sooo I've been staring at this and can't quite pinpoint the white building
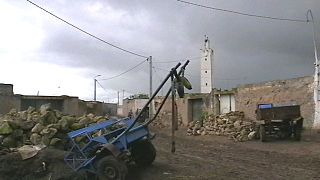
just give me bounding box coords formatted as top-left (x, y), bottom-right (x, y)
top-left (200, 37), bottom-right (214, 93)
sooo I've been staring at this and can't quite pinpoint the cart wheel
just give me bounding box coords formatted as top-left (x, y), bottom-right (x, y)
top-left (97, 156), bottom-right (127, 180)
top-left (294, 125), bottom-right (302, 141)
top-left (254, 125), bottom-right (260, 139)
top-left (86, 171), bottom-right (99, 180)
top-left (131, 140), bottom-right (156, 167)
top-left (260, 125), bottom-right (266, 142)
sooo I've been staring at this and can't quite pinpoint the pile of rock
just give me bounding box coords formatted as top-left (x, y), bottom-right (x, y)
top-left (0, 104), bottom-right (111, 149)
top-left (187, 111), bottom-right (256, 142)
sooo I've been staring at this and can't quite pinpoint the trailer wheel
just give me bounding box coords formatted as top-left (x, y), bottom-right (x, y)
top-left (97, 156), bottom-right (127, 180)
top-left (294, 125), bottom-right (302, 141)
top-left (260, 125), bottom-right (266, 142)
top-left (132, 140), bottom-right (156, 167)
top-left (254, 125), bottom-right (260, 139)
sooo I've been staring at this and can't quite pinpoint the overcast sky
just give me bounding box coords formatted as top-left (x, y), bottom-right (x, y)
top-left (0, 0), bottom-right (319, 103)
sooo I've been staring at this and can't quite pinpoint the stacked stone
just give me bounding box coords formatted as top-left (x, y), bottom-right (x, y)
top-left (187, 111), bottom-right (255, 142)
top-left (0, 104), bottom-right (112, 149)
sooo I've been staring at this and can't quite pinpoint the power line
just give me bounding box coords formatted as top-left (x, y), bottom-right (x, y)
top-left (97, 79), bottom-right (139, 99)
top-left (96, 80), bottom-right (109, 93)
top-left (152, 68), bottom-right (165, 96)
top-left (177, 0), bottom-right (308, 23)
top-left (153, 66), bottom-right (244, 81)
top-left (153, 56), bottom-right (206, 63)
top-left (100, 59), bottom-right (147, 81)
top-left (26, 0), bottom-right (148, 58)
top-left (152, 66), bottom-right (194, 78)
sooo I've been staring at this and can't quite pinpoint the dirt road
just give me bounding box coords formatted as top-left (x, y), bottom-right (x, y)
top-left (128, 128), bottom-right (320, 180)
top-left (0, 127), bottom-right (319, 180)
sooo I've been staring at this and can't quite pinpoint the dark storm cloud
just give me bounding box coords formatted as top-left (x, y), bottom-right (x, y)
top-left (25, 0), bottom-right (320, 92)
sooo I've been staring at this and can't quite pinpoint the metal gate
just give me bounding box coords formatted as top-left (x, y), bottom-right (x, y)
top-left (191, 99), bottom-right (203, 121)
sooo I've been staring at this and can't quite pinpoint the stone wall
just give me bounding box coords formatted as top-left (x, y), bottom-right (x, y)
top-left (102, 103), bottom-right (118, 116)
top-left (20, 96), bottom-right (64, 112)
top-left (0, 84), bottom-right (117, 117)
top-left (78, 100), bottom-right (88, 116)
top-left (154, 96), bottom-right (188, 126)
top-left (0, 95), bottom-right (20, 115)
top-left (122, 98), bottom-right (148, 117)
top-left (62, 96), bottom-right (79, 115)
top-left (0, 84), bottom-right (13, 96)
top-left (153, 93), bottom-right (209, 126)
top-left (236, 76), bottom-right (314, 128)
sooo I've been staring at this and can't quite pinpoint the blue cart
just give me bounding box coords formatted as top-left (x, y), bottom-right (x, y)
top-left (64, 117), bottom-right (155, 180)
top-left (64, 61), bottom-right (191, 180)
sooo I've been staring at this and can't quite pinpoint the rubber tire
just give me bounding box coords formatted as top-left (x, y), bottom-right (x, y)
top-left (131, 140), bottom-right (156, 167)
top-left (254, 125), bottom-right (260, 139)
top-left (260, 125), bottom-right (266, 142)
top-left (97, 156), bottom-right (128, 180)
top-left (294, 125), bottom-right (302, 141)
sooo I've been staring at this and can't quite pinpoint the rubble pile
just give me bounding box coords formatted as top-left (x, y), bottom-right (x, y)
top-left (187, 111), bottom-right (256, 142)
top-left (0, 104), bottom-right (111, 149)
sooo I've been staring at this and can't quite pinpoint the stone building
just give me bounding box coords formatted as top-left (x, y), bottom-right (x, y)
top-left (152, 93), bottom-right (210, 126)
top-left (151, 76), bottom-right (315, 129)
top-left (235, 76), bottom-right (314, 128)
top-left (0, 83), bottom-right (117, 116)
top-left (122, 96), bottom-right (149, 117)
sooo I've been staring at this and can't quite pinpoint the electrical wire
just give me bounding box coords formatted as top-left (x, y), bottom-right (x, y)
top-left (153, 68), bottom-right (166, 96)
top-left (26, 0), bottom-right (148, 58)
top-left (100, 59), bottom-right (147, 81)
top-left (97, 80), bottom-right (134, 101)
top-left (96, 80), bottom-right (109, 93)
top-left (153, 66), bottom-right (244, 80)
top-left (177, 0), bottom-right (308, 23)
top-left (153, 56), bottom-right (206, 63)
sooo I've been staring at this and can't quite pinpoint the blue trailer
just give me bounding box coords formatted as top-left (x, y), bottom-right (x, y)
top-left (64, 61), bottom-right (192, 180)
top-left (64, 117), bottom-right (155, 179)
top-left (255, 103), bottom-right (303, 142)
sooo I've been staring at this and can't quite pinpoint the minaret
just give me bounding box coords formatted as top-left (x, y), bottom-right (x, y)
top-left (200, 36), bottom-right (214, 93)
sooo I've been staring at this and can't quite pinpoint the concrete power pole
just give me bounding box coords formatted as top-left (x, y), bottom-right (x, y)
top-left (149, 56), bottom-right (154, 119)
top-left (93, 75), bottom-right (101, 101)
top-left (94, 79), bottom-right (97, 101)
top-left (117, 91), bottom-right (120, 106)
top-left (122, 90), bottom-right (125, 105)
top-left (307, 10), bottom-right (320, 128)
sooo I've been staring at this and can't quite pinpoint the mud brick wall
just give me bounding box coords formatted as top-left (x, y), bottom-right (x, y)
top-left (0, 95), bottom-right (21, 115)
top-left (236, 76), bottom-right (314, 128)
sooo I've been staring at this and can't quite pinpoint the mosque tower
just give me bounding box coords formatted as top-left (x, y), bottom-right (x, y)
top-left (200, 36), bottom-right (214, 93)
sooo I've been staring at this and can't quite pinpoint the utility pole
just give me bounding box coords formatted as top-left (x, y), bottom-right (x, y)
top-left (93, 75), bottom-right (101, 101)
top-left (149, 56), bottom-right (154, 119)
top-left (307, 10), bottom-right (320, 128)
top-left (94, 79), bottom-right (97, 101)
top-left (117, 91), bottom-right (120, 106)
top-left (122, 90), bottom-right (125, 105)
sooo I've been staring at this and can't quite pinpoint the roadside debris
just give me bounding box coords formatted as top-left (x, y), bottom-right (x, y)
top-left (187, 111), bottom-right (256, 142)
top-left (17, 144), bottom-right (46, 160)
top-left (0, 103), bottom-right (110, 149)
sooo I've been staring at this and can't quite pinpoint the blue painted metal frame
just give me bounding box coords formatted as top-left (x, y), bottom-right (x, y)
top-left (64, 117), bottom-right (150, 172)
top-left (64, 62), bottom-right (188, 173)
top-left (258, 104), bottom-right (273, 109)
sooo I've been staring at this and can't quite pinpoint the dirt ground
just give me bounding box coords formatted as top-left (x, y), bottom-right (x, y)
top-left (0, 127), bottom-right (319, 180)
top-left (128, 127), bottom-right (320, 180)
